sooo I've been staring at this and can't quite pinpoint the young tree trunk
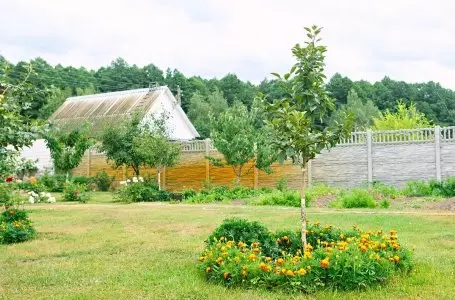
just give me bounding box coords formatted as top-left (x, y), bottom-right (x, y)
top-left (157, 168), bottom-right (161, 191)
top-left (66, 171), bottom-right (70, 183)
top-left (300, 166), bottom-right (307, 249)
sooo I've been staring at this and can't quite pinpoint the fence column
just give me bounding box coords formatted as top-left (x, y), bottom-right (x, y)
top-left (435, 126), bottom-right (442, 181)
top-left (205, 139), bottom-right (210, 182)
top-left (367, 130), bottom-right (373, 186)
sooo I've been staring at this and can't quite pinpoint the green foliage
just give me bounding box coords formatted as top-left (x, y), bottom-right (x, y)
top-left (371, 182), bottom-right (400, 199)
top-left (94, 170), bottom-right (114, 191)
top-left (63, 182), bottom-right (89, 202)
top-left (305, 184), bottom-right (340, 204)
top-left (72, 176), bottom-right (94, 187)
top-left (133, 113), bottom-right (180, 188)
top-left (210, 102), bottom-right (276, 183)
top-left (253, 190), bottom-right (303, 208)
top-left (116, 180), bottom-right (170, 203)
top-left (264, 26), bottom-right (353, 167)
top-left (331, 189), bottom-right (377, 208)
top-left (181, 188), bottom-right (197, 200)
top-left (275, 177), bottom-right (288, 192)
top-left (403, 177), bottom-right (455, 197)
top-left (0, 208), bottom-right (36, 244)
top-left (200, 220), bottom-right (413, 292)
top-left (0, 183), bottom-right (14, 208)
top-left (184, 185), bottom-right (269, 203)
top-left (206, 218), bottom-right (278, 257)
top-left (187, 89), bottom-right (228, 138)
top-left (14, 158), bottom-right (39, 179)
top-left (330, 89), bottom-right (380, 131)
top-left (38, 172), bottom-right (66, 192)
top-left (372, 101), bottom-right (431, 130)
top-left (44, 127), bottom-right (93, 178)
top-left (380, 199), bottom-right (391, 209)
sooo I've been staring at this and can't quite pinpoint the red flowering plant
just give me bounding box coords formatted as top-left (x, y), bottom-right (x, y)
top-left (63, 182), bottom-right (89, 203)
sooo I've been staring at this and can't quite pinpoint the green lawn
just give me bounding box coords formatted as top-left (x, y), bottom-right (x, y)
top-left (1, 202), bottom-right (455, 299)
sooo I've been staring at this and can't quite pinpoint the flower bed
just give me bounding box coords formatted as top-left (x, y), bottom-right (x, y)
top-left (198, 219), bottom-right (413, 293)
top-left (0, 208), bottom-right (36, 244)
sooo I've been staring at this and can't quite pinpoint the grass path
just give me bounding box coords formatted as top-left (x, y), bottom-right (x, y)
top-left (1, 203), bottom-right (454, 299)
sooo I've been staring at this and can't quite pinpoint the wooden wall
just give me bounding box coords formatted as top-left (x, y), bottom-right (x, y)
top-left (72, 147), bottom-right (304, 191)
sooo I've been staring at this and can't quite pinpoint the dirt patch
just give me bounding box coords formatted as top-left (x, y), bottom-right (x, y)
top-left (424, 198), bottom-right (455, 211)
top-left (312, 195), bottom-right (336, 208)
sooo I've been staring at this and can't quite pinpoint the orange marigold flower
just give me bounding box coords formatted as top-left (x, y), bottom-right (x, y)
top-left (285, 270), bottom-right (294, 276)
top-left (320, 258), bottom-right (330, 269)
top-left (226, 241), bottom-right (235, 247)
top-left (216, 257), bottom-right (224, 264)
top-left (198, 256), bottom-right (206, 262)
top-left (259, 262), bottom-right (271, 272)
top-left (304, 244), bottom-right (314, 252)
top-left (325, 247), bottom-right (333, 253)
top-left (339, 233), bottom-right (345, 239)
top-left (252, 248), bottom-right (260, 254)
top-left (206, 267), bottom-right (212, 273)
top-left (238, 241), bottom-right (246, 248)
top-left (252, 242), bottom-right (260, 248)
top-left (248, 254), bottom-right (257, 261)
top-left (265, 257), bottom-right (272, 262)
top-left (304, 251), bottom-right (312, 259)
top-left (224, 272), bottom-right (231, 280)
top-left (297, 268), bottom-right (307, 276)
top-left (360, 245), bottom-right (368, 253)
top-left (380, 243), bottom-right (387, 250)
top-left (390, 230), bottom-right (397, 235)
top-left (393, 255), bottom-right (400, 262)
top-left (221, 252), bottom-right (229, 257)
top-left (276, 258), bottom-right (284, 265)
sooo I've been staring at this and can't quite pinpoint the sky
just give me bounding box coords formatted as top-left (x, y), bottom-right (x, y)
top-left (2, 0), bottom-right (455, 88)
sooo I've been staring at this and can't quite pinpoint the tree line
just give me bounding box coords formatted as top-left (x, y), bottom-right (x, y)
top-left (1, 55), bottom-right (454, 136)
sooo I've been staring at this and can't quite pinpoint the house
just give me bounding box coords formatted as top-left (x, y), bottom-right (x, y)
top-left (20, 86), bottom-right (199, 173)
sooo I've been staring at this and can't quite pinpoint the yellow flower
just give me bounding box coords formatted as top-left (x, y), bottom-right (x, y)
top-left (206, 267), bottom-right (212, 273)
top-left (226, 241), bottom-right (235, 248)
top-left (224, 272), bottom-right (231, 280)
top-left (304, 251), bottom-right (312, 259)
top-left (265, 256), bottom-right (272, 262)
top-left (252, 248), bottom-right (260, 254)
top-left (233, 256), bottom-right (241, 263)
top-left (220, 237), bottom-right (225, 241)
top-left (304, 244), bottom-right (314, 252)
top-left (259, 262), bottom-right (271, 272)
top-left (360, 245), bottom-right (368, 253)
top-left (320, 258), bottom-right (330, 269)
top-left (238, 241), bottom-right (246, 248)
top-left (221, 246), bottom-right (227, 251)
top-left (297, 268), bottom-right (307, 276)
top-left (276, 258), bottom-right (284, 265)
top-left (390, 230), bottom-right (397, 235)
top-left (241, 269), bottom-right (248, 277)
top-left (248, 254), bottom-right (257, 261)
top-left (380, 243), bottom-right (387, 250)
top-left (221, 252), bottom-right (229, 257)
top-left (393, 255), bottom-right (400, 263)
top-left (285, 270), bottom-right (295, 276)
top-left (198, 256), bottom-right (206, 262)
top-left (340, 233), bottom-right (345, 239)
top-left (252, 242), bottom-right (260, 248)
top-left (216, 257), bottom-right (224, 264)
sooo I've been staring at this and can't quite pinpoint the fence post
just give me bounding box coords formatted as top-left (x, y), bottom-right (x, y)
top-left (205, 138), bottom-right (210, 182)
top-left (86, 148), bottom-right (91, 177)
top-left (367, 130), bottom-right (373, 186)
top-left (435, 126), bottom-right (442, 181)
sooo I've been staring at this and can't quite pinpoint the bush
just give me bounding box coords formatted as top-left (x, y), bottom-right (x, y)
top-left (440, 177), bottom-right (455, 197)
top-left (94, 170), bottom-right (114, 191)
top-left (331, 189), bottom-right (377, 208)
top-left (380, 199), bottom-right (391, 209)
top-left (199, 219), bottom-right (413, 293)
top-left (253, 190), bottom-right (303, 207)
top-left (372, 182), bottom-right (400, 199)
top-left (0, 208), bottom-right (36, 244)
top-left (185, 185), bottom-right (268, 203)
top-left (116, 180), bottom-right (170, 202)
top-left (38, 172), bottom-right (66, 192)
top-left (181, 188), bottom-right (197, 200)
top-left (72, 176), bottom-right (93, 187)
top-left (63, 182), bottom-right (89, 202)
top-left (206, 218), bottom-right (278, 257)
top-left (275, 177), bottom-right (288, 192)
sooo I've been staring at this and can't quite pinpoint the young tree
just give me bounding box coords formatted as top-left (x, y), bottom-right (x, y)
top-left (371, 101), bottom-right (431, 130)
top-left (210, 101), bottom-right (276, 184)
top-left (99, 113), bottom-right (144, 176)
top-left (133, 125), bottom-right (180, 190)
top-left (264, 26), bottom-right (352, 248)
top-left (44, 126), bottom-right (93, 180)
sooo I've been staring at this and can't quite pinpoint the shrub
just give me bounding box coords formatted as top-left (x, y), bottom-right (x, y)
top-left (206, 218), bottom-right (278, 257)
top-left (38, 172), bottom-right (66, 192)
top-left (380, 199), bottom-right (390, 209)
top-left (0, 208), bottom-right (36, 244)
top-left (199, 219), bottom-right (413, 293)
top-left (28, 191), bottom-right (56, 204)
top-left (440, 177), bottom-right (455, 197)
top-left (275, 177), bottom-right (288, 192)
top-left (116, 180), bottom-right (170, 202)
top-left (254, 190), bottom-right (303, 207)
top-left (94, 170), bottom-right (114, 191)
top-left (0, 183), bottom-right (14, 208)
top-left (185, 185), bottom-right (268, 203)
top-left (372, 182), bottom-right (399, 199)
top-left (181, 188), bottom-right (197, 200)
top-left (403, 181), bottom-right (432, 197)
top-left (72, 176), bottom-right (93, 187)
top-left (63, 182), bottom-right (89, 202)
top-left (331, 189), bottom-right (376, 208)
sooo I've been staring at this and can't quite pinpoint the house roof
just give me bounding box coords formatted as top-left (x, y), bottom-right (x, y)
top-left (48, 87), bottom-right (165, 134)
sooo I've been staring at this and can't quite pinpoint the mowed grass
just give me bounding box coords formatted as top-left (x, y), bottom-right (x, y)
top-left (1, 203), bottom-right (455, 300)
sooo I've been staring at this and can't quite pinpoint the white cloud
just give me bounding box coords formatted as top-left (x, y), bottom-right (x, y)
top-left (2, 0), bottom-right (455, 88)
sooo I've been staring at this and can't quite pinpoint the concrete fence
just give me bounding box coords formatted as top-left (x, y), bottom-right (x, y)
top-left (70, 126), bottom-right (455, 190)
